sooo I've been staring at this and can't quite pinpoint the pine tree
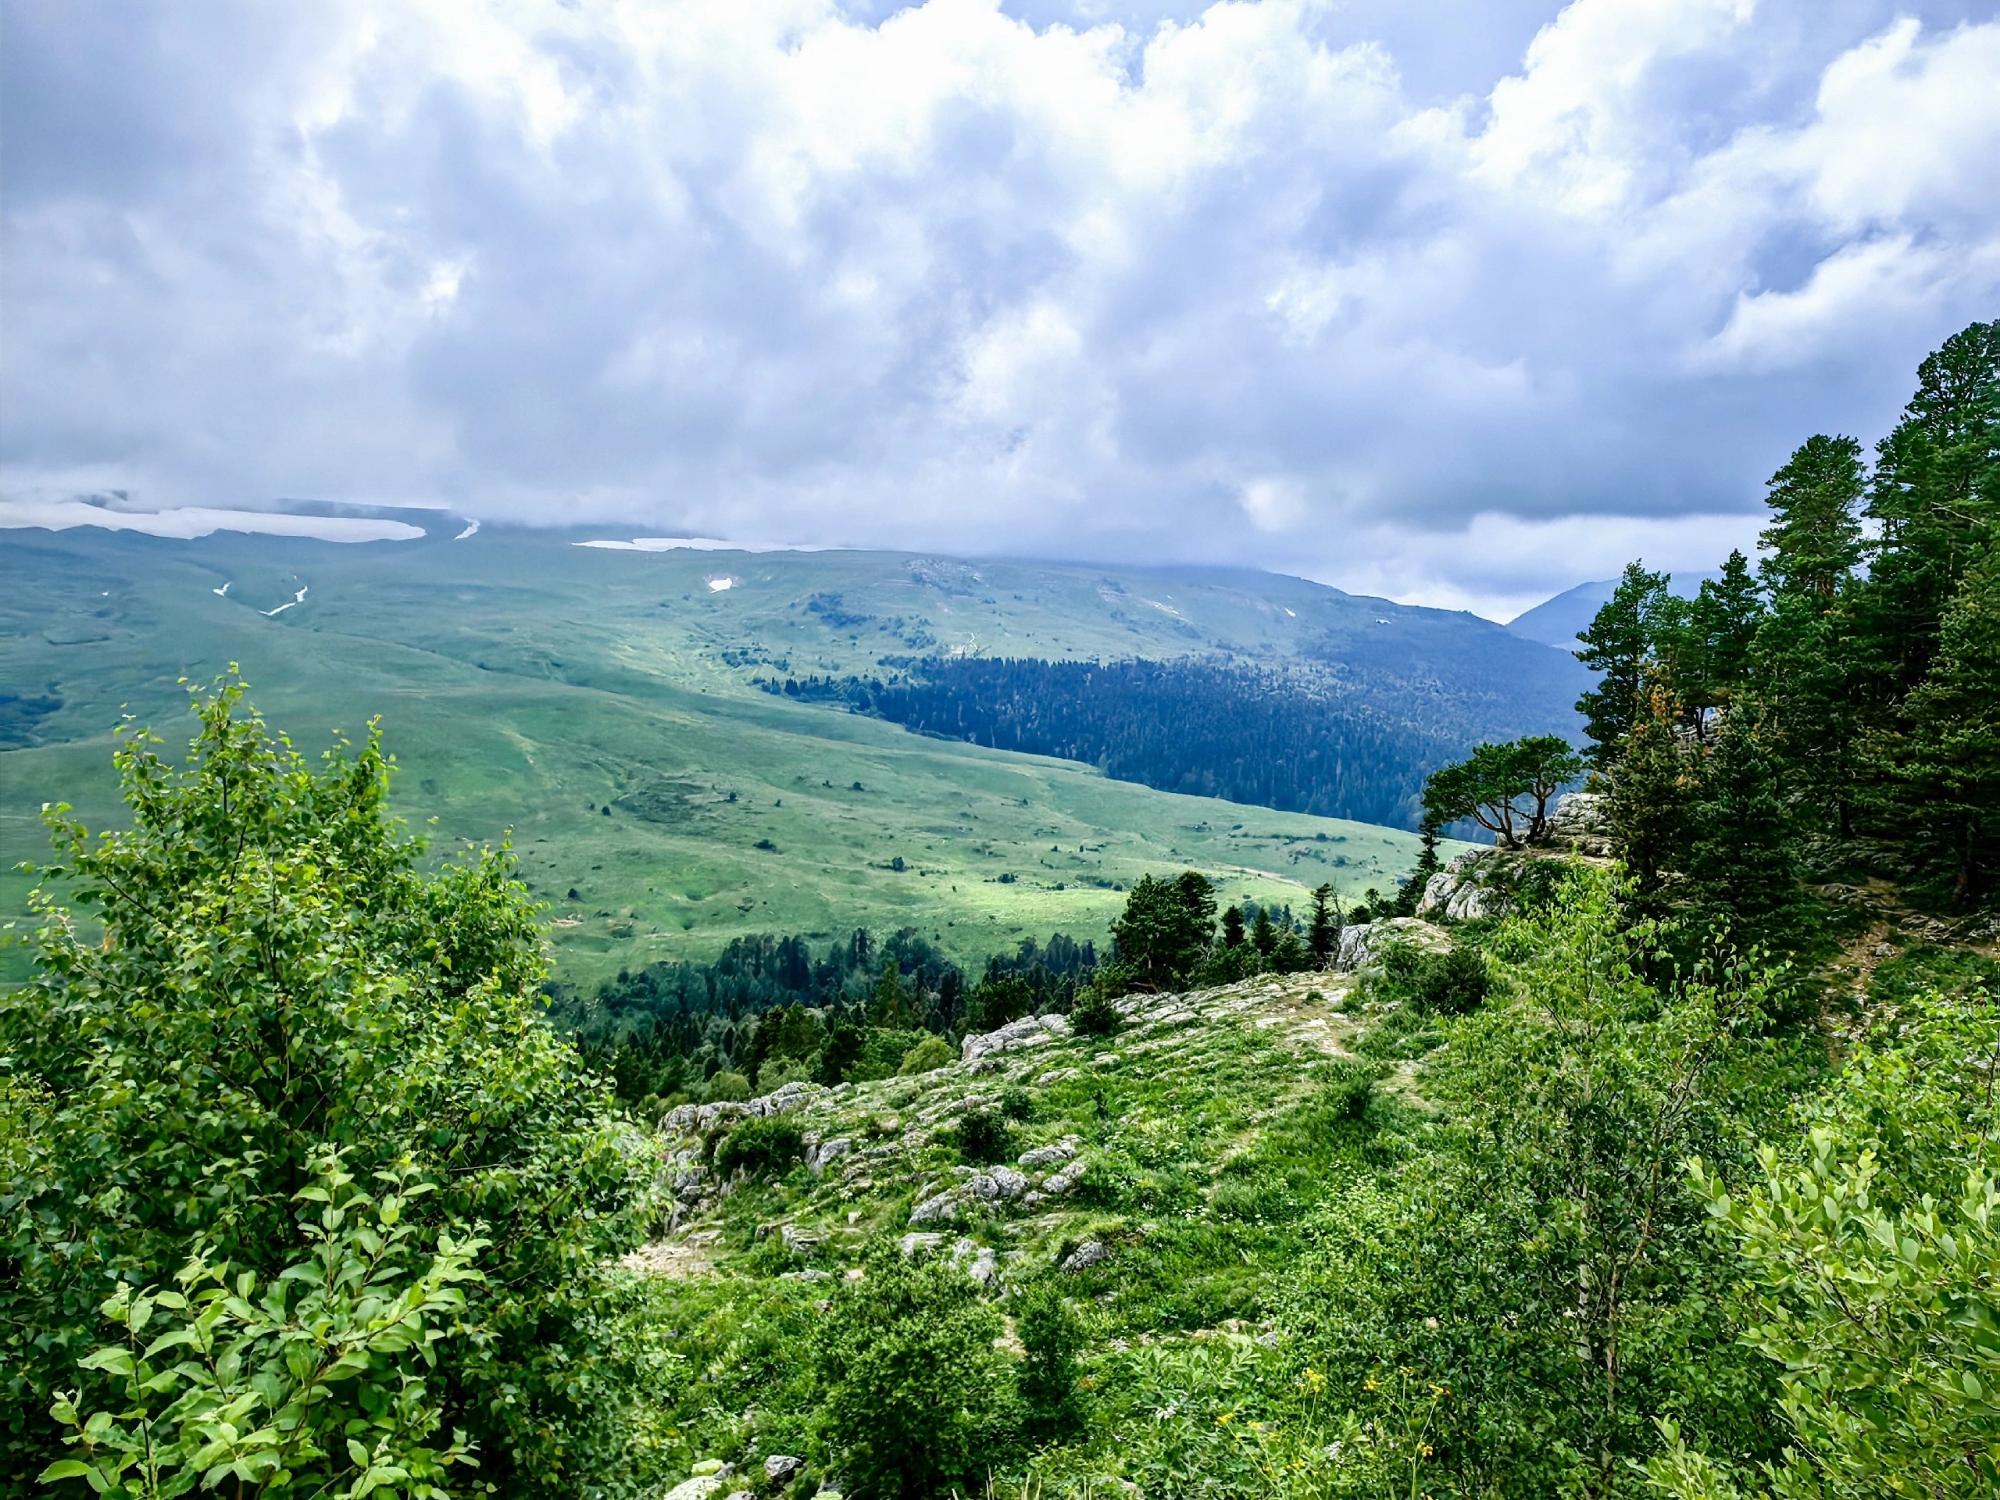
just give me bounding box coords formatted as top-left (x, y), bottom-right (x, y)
top-left (1307, 884), bottom-right (1342, 964)
top-left (1684, 718), bottom-right (1801, 956)
top-left (870, 956), bottom-right (911, 1028)
top-left (1757, 434), bottom-right (1865, 602)
top-left (1222, 905), bottom-right (1247, 949)
top-left (1897, 548), bottom-right (2000, 905)
top-left (1576, 562), bottom-right (1672, 766)
top-left (1392, 822), bottom-right (1442, 916)
top-left (1683, 550), bottom-right (1762, 732)
top-left (1858, 321), bottom-right (2000, 697)
top-left (1250, 905), bottom-right (1278, 957)
top-left (1606, 681), bottom-right (1698, 900)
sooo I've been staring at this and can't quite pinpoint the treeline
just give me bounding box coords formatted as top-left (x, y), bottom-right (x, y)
top-left (1581, 318), bottom-right (1999, 921)
top-left (764, 656), bottom-right (1465, 828)
top-left (556, 876), bottom-right (1367, 1114)
top-left (552, 928), bottom-right (1100, 1110)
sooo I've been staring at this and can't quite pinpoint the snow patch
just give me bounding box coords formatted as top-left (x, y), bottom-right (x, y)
top-left (707, 576), bottom-right (735, 592)
top-left (453, 519), bottom-right (481, 540)
top-left (212, 581), bottom-right (231, 598)
top-left (264, 584), bottom-right (309, 617)
top-left (575, 535), bottom-right (835, 554)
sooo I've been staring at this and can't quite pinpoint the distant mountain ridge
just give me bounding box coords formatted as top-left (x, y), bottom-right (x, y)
top-left (1507, 570), bottom-right (1716, 650)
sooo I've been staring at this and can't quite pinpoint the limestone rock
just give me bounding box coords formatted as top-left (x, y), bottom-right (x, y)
top-left (662, 1081), bottom-right (827, 1137)
top-left (962, 1012), bottom-right (1072, 1064)
top-left (1333, 917), bottom-right (1451, 973)
top-left (1060, 1238), bottom-right (1109, 1273)
top-left (966, 1166), bottom-right (1029, 1203)
top-left (952, 1237), bottom-right (1000, 1287)
top-left (1544, 790), bottom-right (1612, 855)
top-left (909, 1189), bottom-right (962, 1226)
top-left (1018, 1137), bottom-right (1080, 1170)
top-left (806, 1136), bottom-right (853, 1176)
top-left (1038, 1159), bottom-right (1086, 1199)
top-left (765, 1455), bottom-right (804, 1484)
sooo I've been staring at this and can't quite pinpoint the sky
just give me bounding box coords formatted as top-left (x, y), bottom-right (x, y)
top-left (2, 0), bottom-right (1996, 619)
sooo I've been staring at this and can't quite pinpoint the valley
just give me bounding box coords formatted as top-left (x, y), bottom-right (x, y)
top-left (0, 524), bottom-right (1562, 985)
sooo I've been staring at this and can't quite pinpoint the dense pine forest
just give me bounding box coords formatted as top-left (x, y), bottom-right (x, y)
top-left (3, 322), bottom-right (1996, 1499)
top-left (767, 658), bottom-right (1464, 829)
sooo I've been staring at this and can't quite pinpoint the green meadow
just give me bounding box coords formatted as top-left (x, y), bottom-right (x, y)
top-left (1, 526), bottom-right (1465, 987)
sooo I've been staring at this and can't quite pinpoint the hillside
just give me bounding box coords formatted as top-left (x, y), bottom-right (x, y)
top-left (0, 523), bottom-right (1549, 983)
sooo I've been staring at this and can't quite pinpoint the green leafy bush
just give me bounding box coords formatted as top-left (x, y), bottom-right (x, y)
top-left (956, 1107), bottom-right (1012, 1164)
top-left (1411, 946), bottom-right (1490, 1016)
top-left (41, 1152), bottom-right (484, 1498)
top-left (0, 677), bottom-right (653, 1494)
top-left (854, 1026), bottom-right (932, 1082)
top-left (897, 1034), bottom-right (956, 1075)
top-left (1016, 1279), bottom-right (1087, 1441)
top-left (1068, 987), bottom-right (1123, 1038)
top-left (809, 1245), bottom-right (1016, 1499)
top-left (704, 1070), bottom-right (752, 1102)
top-left (715, 1117), bottom-right (807, 1180)
top-left (1650, 990), bottom-right (2000, 1500)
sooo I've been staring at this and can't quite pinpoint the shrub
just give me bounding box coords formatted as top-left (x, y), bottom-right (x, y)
top-left (41, 1153), bottom-right (485, 1498)
top-left (957, 1107), bottom-right (1011, 1164)
top-left (0, 677), bottom-right (651, 1493)
top-left (854, 1026), bottom-right (932, 1082)
top-left (1069, 987), bottom-right (1124, 1038)
top-left (1321, 1059), bottom-right (1377, 1122)
top-left (704, 1069), bottom-right (752, 1103)
top-left (810, 1245), bottom-right (1016, 1499)
top-left (999, 1084), bottom-right (1036, 1121)
top-left (715, 1117), bottom-right (806, 1180)
top-left (898, 1034), bottom-right (956, 1075)
top-left (1413, 947), bottom-right (1491, 1016)
top-left (756, 1055), bottom-right (812, 1093)
top-left (1016, 1279), bottom-right (1087, 1441)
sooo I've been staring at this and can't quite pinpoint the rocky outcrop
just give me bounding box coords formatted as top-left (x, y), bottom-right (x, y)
top-left (1544, 790), bottom-right (1612, 856)
top-left (1417, 850), bottom-right (1510, 923)
top-left (662, 1079), bottom-right (827, 1136)
top-left (1060, 1238), bottom-right (1109, 1273)
top-left (961, 1012), bottom-right (1072, 1064)
top-left (1333, 916), bottom-right (1451, 972)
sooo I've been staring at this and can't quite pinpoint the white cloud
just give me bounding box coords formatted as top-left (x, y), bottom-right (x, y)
top-left (1, 0), bottom-right (1996, 611)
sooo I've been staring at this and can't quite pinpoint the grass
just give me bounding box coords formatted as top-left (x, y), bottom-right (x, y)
top-left (1, 526), bottom-right (1469, 987)
top-left (634, 966), bottom-right (1435, 1480)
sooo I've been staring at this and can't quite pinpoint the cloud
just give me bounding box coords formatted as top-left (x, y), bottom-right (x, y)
top-left (2, 0), bottom-right (1996, 614)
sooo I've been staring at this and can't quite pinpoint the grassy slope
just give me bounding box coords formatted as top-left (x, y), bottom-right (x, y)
top-left (1, 527), bottom-right (1477, 986)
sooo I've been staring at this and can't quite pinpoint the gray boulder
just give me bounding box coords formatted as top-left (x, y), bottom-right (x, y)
top-left (1060, 1238), bottom-right (1109, 1273)
top-left (1333, 917), bottom-right (1451, 973)
top-left (962, 1012), bottom-right (1072, 1064)
top-left (1545, 790), bottom-right (1612, 855)
top-left (1017, 1137), bottom-right (1080, 1170)
top-left (765, 1456), bottom-right (804, 1484)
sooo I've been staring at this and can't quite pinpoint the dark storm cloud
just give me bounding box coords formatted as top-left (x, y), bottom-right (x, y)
top-left (2, 0), bottom-right (1996, 615)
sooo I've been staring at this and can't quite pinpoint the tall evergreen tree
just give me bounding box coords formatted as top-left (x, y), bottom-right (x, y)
top-left (1605, 681), bottom-right (1698, 901)
top-left (1683, 550), bottom-right (1762, 730)
top-left (1757, 434), bottom-right (1866, 601)
top-left (1221, 904), bottom-right (1247, 949)
top-left (1250, 904), bottom-right (1278, 957)
top-left (1896, 547), bottom-right (2000, 905)
top-left (1576, 562), bottom-right (1672, 766)
top-left (1307, 884), bottom-right (1342, 964)
top-left (870, 956), bottom-right (911, 1028)
top-left (1858, 320), bottom-right (2000, 697)
top-left (1684, 718), bottom-right (1801, 957)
